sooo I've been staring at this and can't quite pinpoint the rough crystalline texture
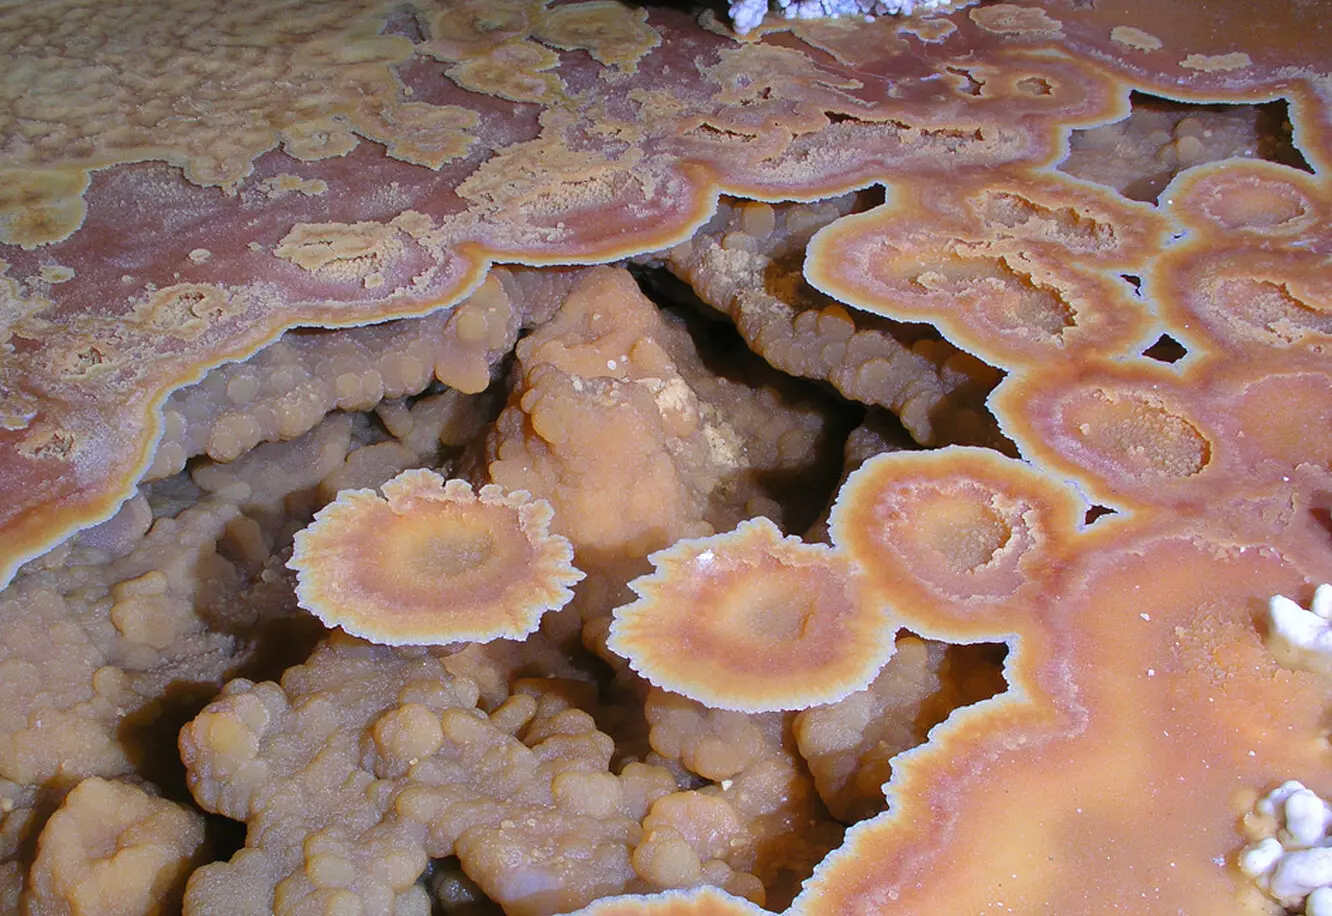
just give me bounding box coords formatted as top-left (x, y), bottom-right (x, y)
top-left (804, 168), bottom-right (1167, 371)
top-left (812, 449), bottom-right (1331, 914)
top-left (1239, 781), bottom-right (1332, 913)
top-left (0, 404), bottom-right (487, 912)
top-left (792, 635), bottom-right (1006, 823)
top-left (289, 469), bottom-right (583, 644)
top-left (638, 688), bottom-right (844, 908)
top-left (662, 194), bottom-right (1006, 448)
top-left (0, 0), bottom-right (1132, 586)
top-left (729, 1), bottom-right (968, 37)
top-left (1267, 585), bottom-right (1332, 682)
top-left (1, 1), bottom-right (1331, 915)
top-left (142, 265), bottom-right (547, 479)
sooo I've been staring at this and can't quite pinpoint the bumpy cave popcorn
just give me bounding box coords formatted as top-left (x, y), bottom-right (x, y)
top-left (0, 1), bottom-right (1330, 915)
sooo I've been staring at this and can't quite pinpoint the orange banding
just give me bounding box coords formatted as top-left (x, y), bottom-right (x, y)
top-left (829, 446), bottom-right (1085, 640)
top-left (566, 886), bottom-right (767, 916)
top-left (607, 517), bottom-right (895, 712)
top-left (1151, 244), bottom-right (1332, 358)
top-left (289, 468), bottom-right (583, 645)
top-left (1163, 160), bottom-right (1323, 239)
top-left (992, 360), bottom-right (1217, 513)
top-left (804, 171), bottom-right (1162, 368)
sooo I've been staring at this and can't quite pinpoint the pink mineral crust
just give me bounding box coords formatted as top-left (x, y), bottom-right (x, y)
top-left (0, 2), bottom-right (1330, 915)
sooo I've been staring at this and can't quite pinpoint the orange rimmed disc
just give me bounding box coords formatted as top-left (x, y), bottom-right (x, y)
top-left (1161, 159), bottom-right (1325, 241)
top-left (565, 887), bottom-right (767, 916)
top-left (828, 446), bottom-right (1085, 639)
top-left (991, 360), bottom-right (1218, 513)
top-left (289, 468), bottom-right (583, 645)
top-left (606, 516), bottom-right (896, 713)
top-left (1150, 242), bottom-right (1332, 358)
top-left (803, 184), bottom-right (1159, 369)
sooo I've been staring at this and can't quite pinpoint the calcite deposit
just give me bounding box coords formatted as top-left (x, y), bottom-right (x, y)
top-left (289, 469), bottom-right (584, 645)
top-left (0, 1), bottom-right (1329, 915)
top-left (607, 517), bottom-right (895, 713)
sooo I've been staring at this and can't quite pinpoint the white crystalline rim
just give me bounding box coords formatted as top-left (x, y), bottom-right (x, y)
top-left (1267, 584), bottom-right (1332, 677)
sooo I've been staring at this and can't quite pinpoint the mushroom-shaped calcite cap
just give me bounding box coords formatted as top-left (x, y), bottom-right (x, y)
top-left (289, 469), bottom-right (583, 645)
top-left (567, 887), bottom-right (766, 916)
top-left (607, 516), bottom-right (895, 713)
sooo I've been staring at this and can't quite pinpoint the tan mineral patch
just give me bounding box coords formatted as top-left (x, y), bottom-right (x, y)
top-left (970, 3), bottom-right (1063, 36)
top-left (0, 169), bottom-right (89, 249)
top-left (130, 283), bottom-right (245, 340)
top-left (36, 265), bottom-right (74, 284)
top-left (1109, 25), bottom-right (1163, 52)
top-left (1180, 51), bottom-right (1252, 72)
top-left (273, 221), bottom-right (405, 275)
top-left (534, 2), bottom-right (662, 72)
top-left (447, 40), bottom-right (567, 104)
top-left (257, 174), bottom-right (330, 198)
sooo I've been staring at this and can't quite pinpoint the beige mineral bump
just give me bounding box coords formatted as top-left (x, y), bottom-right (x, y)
top-left (25, 777), bottom-right (206, 916)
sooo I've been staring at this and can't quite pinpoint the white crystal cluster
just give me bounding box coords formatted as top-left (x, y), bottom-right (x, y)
top-left (1240, 781), bottom-right (1332, 914)
top-left (1268, 584), bottom-right (1332, 680)
top-left (729, 0), bottom-right (958, 35)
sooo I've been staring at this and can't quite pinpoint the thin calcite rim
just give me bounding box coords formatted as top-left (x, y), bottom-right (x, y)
top-left (608, 516), bottom-right (896, 712)
top-left (289, 469), bottom-right (583, 645)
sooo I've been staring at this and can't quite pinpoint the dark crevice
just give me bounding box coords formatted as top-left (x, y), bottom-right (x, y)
top-left (1255, 98), bottom-right (1313, 173)
top-left (1061, 93), bottom-right (1312, 204)
top-left (1017, 76), bottom-right (1054, 96)
top-left (824, 109), bottom-right (865, 125)
top-left (143, 471), bottom-right (207, 519)
top-left (828, 638), bottom-right (1009, 829)
top-left (1308, 491), bottom-right (1332, 541)
top-left (1142, 334), bottom-right (1188, 364)
top-left (426, 857), bottom-right (504, 916)
top-left (1084, 504), bottom-right (1117, 525)
top-left (945, 66), bottom-right (985, 97)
